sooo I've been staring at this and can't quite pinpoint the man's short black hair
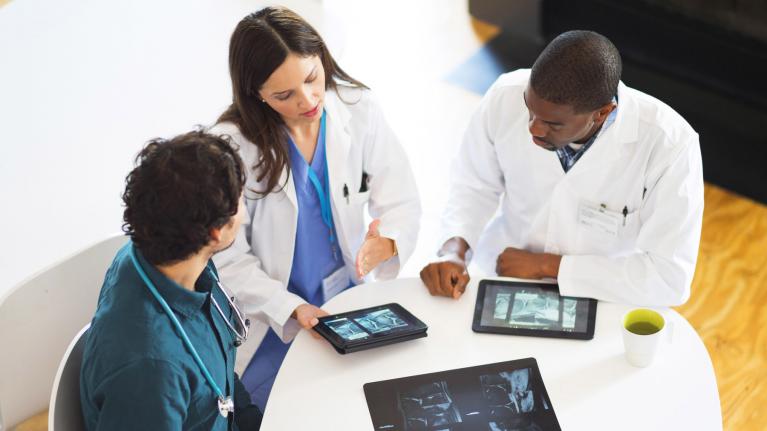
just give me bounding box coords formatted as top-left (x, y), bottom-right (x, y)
top-left (122, 130), bottom-right (246, 266)
top-left (530, 30), bottom-right (622, 113)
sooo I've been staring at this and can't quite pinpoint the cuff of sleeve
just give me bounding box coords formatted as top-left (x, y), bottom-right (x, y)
top-left (372, 228), bottom-right (405, 280)
top-left (371, 254), bottom-right (401, 280)
top-left (435, 230), bottom-right (479, 263)
top-left (261, 290), bottom-right (306, 342)
top-left (556, 255), bottom-right (580, 297)
top-left (556, 254), bottom-right (610, 301)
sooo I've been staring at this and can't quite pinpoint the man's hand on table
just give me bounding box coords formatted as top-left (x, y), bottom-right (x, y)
top-left (420, 237), bottom-right (472, 299)
top-left (495, 247), bottom-right (562, 279)
top-left (420, 259), bottom-right (470, 299)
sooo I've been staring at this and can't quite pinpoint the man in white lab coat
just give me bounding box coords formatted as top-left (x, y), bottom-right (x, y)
top-left (420, 30), bottom-right (704, 307)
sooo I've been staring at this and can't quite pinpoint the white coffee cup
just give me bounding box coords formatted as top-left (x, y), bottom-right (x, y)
top-left (621, 308), bottom-right (667, 367)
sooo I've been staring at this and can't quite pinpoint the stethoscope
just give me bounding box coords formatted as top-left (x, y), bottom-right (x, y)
top-left (128, 246), bottom-right (250, 418)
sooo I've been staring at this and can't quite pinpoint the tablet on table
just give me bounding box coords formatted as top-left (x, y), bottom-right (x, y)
top-left (473, 279), bottom-right (597, 340)
top-left (313, 303), bottom-right (428, 354)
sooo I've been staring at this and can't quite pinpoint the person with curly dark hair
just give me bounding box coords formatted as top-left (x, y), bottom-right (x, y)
top-left (80, 130), bottom-right (263, 430)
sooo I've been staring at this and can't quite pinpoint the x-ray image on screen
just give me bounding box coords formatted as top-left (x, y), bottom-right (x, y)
top-left (364, 358), bottom-right (560, 431)
top-left (509, 290), bottom-right (560, 328)
top-left (479, 283), bottom-right (591, 334)
top-left (561, 299), bottom-right (577, 329)
top-left (480, 369), bottom-right (549, 430)
top-left (354, 308), bottom-right (409, 334)
top-left (494, 293), bottom-right (511, 320)
top-left (398, 381), bottom-right (463, 430)
top-left (325, 318), bottom-right (369, 341)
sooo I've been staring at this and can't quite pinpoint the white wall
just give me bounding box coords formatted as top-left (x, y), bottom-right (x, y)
top-left (0, 0), bottom-right (487, 297)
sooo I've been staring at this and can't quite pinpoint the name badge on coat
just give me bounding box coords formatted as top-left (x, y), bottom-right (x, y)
top-left (578, 202), bottom-right (621, 236)
top-left (322, 266), bottom-right (351, 302)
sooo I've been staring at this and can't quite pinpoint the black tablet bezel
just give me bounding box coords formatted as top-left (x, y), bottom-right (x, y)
top-left (314, 303), bottom-right (428, 351)
top-left (363, 357), bottom-right (561, 431)
top-left (472, 279), bottom-right (597, 340)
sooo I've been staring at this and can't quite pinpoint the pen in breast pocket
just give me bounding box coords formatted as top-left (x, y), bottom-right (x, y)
top-left (343, 184), bottom-right (349, 204)
top-left (622, 206), bottom-right (628, 226)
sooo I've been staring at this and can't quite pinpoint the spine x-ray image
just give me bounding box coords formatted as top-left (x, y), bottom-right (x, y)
top-left (364, 359), bottom-right (560, 431)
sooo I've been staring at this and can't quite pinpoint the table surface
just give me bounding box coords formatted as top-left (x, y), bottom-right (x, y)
top-left (262, 277), bottom-right (722, 430)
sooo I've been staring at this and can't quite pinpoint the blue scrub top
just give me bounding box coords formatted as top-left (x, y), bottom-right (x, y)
top-left (241, 111), bottom-right (349, 410)
top-left (80, 242), bottom-right (262, 431)
top-left (286, 110), bottom-right (346, 306)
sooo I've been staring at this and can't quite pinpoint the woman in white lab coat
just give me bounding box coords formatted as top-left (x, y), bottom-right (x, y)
top-left (209, 7), bottom-right (421, 408)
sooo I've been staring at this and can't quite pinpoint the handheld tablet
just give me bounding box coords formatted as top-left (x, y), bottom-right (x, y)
top-left (314, 303), bottom-right (428, 354)
top-left (473, 279), bottom-right (597, 340)
top-left (363, 357), bottom-right (561, 430)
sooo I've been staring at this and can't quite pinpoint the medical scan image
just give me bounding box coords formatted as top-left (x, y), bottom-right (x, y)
top-left (354, 308), bottom-right (409, 334)
top-left (325, 317), bottom-right (369, 341)
top-left (508, 290), bottom-right (562, 328)
top-left (398, 381), bottom-right (463, 430)
top-left (480, 369), bottom-right (547, 430)
top-left (364, 360), bottom-right (560, 431)
top-left (480, 284), bottom-right (588, 333)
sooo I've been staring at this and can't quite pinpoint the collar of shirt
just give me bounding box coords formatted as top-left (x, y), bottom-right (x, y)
top-left (132, 245), bottom-right (216, 319)
top-left (556, 95), bottom-right (619, 172)
top-left (286, 116), bottom-right (328, 189)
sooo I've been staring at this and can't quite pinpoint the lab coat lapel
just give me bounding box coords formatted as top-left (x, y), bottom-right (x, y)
top-left (564, 82), bottom-right (639, 178)
top-left (323, 90), bottom-right (354, 262)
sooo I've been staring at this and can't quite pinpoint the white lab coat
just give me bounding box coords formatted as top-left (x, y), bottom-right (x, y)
top-left (440, 69), bottom-right (704, 307)
top-left (210, 86), bottom-right (421, 371)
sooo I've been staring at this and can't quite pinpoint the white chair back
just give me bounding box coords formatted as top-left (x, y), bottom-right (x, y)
top-left (0, 234), bottom-right (127, 429)
top-left (48, 324), bottom-right (90, 431)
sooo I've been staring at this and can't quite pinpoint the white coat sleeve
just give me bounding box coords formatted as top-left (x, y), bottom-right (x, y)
top-left (558, 135), bottom-right (704, 307)
top-left (364, 96), bottom-right (422, 280)
top-left (438, 86), bottom-right (506, 252)
top-left (213, 210), bottom-right (304, 345)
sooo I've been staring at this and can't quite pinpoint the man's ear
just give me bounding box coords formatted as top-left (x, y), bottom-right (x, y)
top-left (595, 101), bottom-right (617, 122)
top-left (209, 226), bottom-right (224, 245)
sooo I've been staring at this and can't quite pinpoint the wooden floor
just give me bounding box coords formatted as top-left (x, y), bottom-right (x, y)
top-left (675, 184), bottom-right (767, 430)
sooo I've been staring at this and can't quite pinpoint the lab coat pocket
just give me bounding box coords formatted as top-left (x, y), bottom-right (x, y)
top-left (575, 203), bottom-right (640, 255)
top-left (618, 209), bottom-right (641, 249)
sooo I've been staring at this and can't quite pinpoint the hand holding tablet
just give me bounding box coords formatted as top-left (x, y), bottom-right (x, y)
top-left (313, 303), bottom-right (428, 354)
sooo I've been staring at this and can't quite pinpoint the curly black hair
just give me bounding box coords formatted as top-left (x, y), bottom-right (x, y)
top-left (530, 30), bottom-right (622, 113)
top-left (122, 130), bottom-right (246, 266)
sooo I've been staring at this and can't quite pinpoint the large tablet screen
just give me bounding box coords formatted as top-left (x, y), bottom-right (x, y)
top-left (474, 280), bottom-right (597, 340)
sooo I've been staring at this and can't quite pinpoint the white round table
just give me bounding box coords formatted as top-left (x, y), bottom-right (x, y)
top-left (262, 278), bottom-right (721, 430)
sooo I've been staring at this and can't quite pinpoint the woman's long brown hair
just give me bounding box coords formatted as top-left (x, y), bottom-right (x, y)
top-left (218, 6), bottom-right (367, 197)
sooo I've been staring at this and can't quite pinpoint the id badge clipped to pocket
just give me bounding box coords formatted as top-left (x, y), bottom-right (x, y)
top-left (578, 202), bottom-right (621, 236)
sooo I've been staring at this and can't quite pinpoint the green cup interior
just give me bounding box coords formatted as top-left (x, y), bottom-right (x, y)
top-left (623, 308), bottom-right (665, 334)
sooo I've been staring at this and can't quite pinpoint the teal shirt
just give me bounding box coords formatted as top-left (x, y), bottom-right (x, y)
top-left (80, 242), bottom-right (261, 430)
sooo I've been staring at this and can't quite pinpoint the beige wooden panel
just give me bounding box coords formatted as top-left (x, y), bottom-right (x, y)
top-left (10, 410), bottom-right (46, 431)
top-left (676, 184), bottom-right (767, 430)
top-left (471, 17), bottom-right (500, 43)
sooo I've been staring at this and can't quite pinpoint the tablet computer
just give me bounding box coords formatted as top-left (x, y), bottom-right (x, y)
top-left (363, 357), bottom-right (561, 431)
top-left (313, 303), bottom-right (428, 354)
top-left (473, 279), bottom-right (597, 340)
